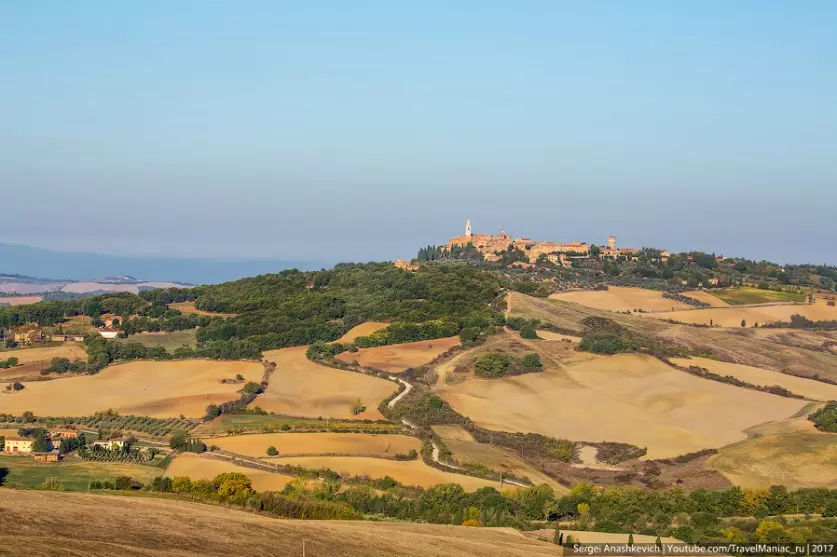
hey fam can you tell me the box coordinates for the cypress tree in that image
[628,533,634,547]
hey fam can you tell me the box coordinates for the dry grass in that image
[442,438,562,489]
[0,489,559,557]
[0,344,87,381]
[645,301,837,327]
[164,453,299,492]
[0,359,263,418]
[549,286,691,313]
[275,455,509,491]
[432,425,477,442]
[436,351,806,459]
[526,528,681,544]
[170,301,237,318]
[707,417,837,489]
[670,356,837,401]
[533,330,581,343]
[509,291,837,382]
[118,330,197,351]
[682,290,729,307]
[336,322,389,344]
[335,337,461,373]
[0,296,42,306]
[208,432,421,458]
[254,347,396,420]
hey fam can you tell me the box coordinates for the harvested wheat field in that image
[670,357,837,401]
[336,337,461,373]
[0,489,559,557]
[0,344,87,381]
[646,301,837,327]
[682,290,729,307]
[707,417,837,489]
[0,296,42,306]
[170,301,237,318]
[0,428,20,437]
[276,455,508,491]
[164,453,299,492]
[337,322,389,343]
[549,287,691,313]
[437,352,806,459]
[0,359,263,418]
[208,432,421,458]
[533,330,580,343]
[254,347,395,420]
[432,425,477,442]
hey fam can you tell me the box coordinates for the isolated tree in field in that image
[350,398,366,415]
[655,536,663,551]
[266,446,279,456]
[741,319,747,327]
[235,373,244,381]
[519,326,538,339]
[628,533,634,546]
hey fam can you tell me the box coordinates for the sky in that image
[1,1,836,265]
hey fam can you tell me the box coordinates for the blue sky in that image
[1,1,835,264]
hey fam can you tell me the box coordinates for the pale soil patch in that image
[432,425,476,442]
[0,489,560,557]
[335,337,461,373]
[707,418,837,489]
[573,445,620,471]
[61,281,186,294]
[441,438,563,490]
[671,357,837,401]
[336,322,389,344]
[209,432,421,458]
[534,330,580,343]
[549,286,691,313]
[170,301,237,318]
[164,453,299,492]
[682,290,729,307]
[0,360,263,418]
[437,352,805,459]
[276,455,509,491]
[254,347,395,420]
[646,301,837,327]
[0,296,42,306]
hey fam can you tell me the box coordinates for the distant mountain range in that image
[0,243,323,288]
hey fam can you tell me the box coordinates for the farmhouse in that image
[4,437,34,454]
[33,451,60,462]
[49,428,79,440]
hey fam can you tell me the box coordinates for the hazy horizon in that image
[2,2,835,266]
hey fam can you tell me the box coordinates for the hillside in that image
[0,489,559,557]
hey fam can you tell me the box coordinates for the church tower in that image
[465,218,472,237]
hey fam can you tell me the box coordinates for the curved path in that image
[388,376,413,408]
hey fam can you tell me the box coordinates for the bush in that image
[267,446,279,456]
[519,326,539,339]
[521,353,542,369]
[474,353,513,377]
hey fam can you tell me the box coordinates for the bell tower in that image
[465,218,472,237]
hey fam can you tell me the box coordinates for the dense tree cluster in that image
[472,352,542,378]
[810,403,837,433]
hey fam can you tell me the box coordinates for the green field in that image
[194,414,402,436]
[118,330,197,351]
[709,287,806,305]
[0,455,163,491]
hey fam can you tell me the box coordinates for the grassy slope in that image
[711,288,806,305]
[118,330,197,351]
[509,291,837,382]
[0,455,162,491]
[0,488,560,557]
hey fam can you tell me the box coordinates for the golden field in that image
[645,300,837,327]
[549,286,691,313]
[254,347,396,420]
[336,322,389,343]
[0,489,559,557]
[436,352,806,459]
[208,432,421,457]
[0,343,87,381]
[682,290,730,307]
[707,416,837,489]
[670,356,837,401]
[0,359,263,418]
[335,337,461,373]
[164,453,299,492]
[0,296,42,306]
[275,455,509,490]
[434,426,561,489]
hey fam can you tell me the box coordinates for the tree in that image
[519,326,539,339]
[266,446,279,456]
[5,338,17,349]
[655,536,663,551]
[242,381,262,395]
[32,430,49,452]
[521,353,542,369]
[627,533,634,547]
[741,319,747,328]
[553,523,561,544]
[235,373,244,381]
[350,398,366,415]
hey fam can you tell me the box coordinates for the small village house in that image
[33,452,60,462]
[4,437,34,454]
